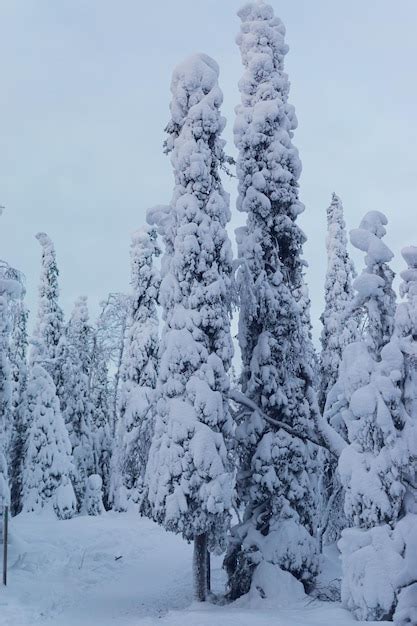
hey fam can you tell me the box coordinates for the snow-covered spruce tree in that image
[225,2,319,600]
[9,298,29,515]
[59,296,94,509]
[319,193,357,412]
[394,517,417,626]
[115,227,160,511]
[349,211,396,357]
[31,232,64,386]
[336,338,408,620]
[317,194,357,546]
[396,246,417,422]
[22,362,76,519]
[335,237,417,621]
[0,210,22,533]
[0,295,13,534]
[96,292,130,439]
[321,211,395,550]
[392,246,417,626]
[90,353,112,509]
[145,53,234,602]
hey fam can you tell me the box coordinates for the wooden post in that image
[3,505,8,586]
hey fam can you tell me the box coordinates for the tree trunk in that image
[193,533,208,602]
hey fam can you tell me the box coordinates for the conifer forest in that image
[1,2,416,625]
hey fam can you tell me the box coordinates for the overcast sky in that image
[1,0,416,343]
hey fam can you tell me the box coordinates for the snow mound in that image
[339,525,403,621]
[241,562,307,609]
[401,246,417,268]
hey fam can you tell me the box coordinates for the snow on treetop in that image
[358,210,387,237]
[350,210,393,267]
[402,246,417,269]
[130,226,160,264]
[237,1,287,51]
[131,225,154,246]
[169,53,222,126]
[147,204,172,240]
[238,1,275,23]
[35,231,54,251]
[236,1,289,92]
[71,295,89,322]
[400,245,417,298]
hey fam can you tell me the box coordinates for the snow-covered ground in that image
[0,512,389,626]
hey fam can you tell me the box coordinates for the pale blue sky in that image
[1,0,416,341]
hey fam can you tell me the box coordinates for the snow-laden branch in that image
[304,386,347,458]
[229,388,346,458]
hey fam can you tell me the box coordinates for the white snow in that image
[0,512,391,626]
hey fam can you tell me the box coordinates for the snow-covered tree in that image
[0,295,12,532]
[9,298,28,514]
[59,296,94,509]
[396,246,417,422]
[391,246,417,626]
[96,292,130,438]
[225,2,319,600]
[394,515,417,626]
[317,194,357,545]
[321,210,396,548]
[31,232,64,385]
[349,211,396,357]
[113,227,160,511]
[22,362,76,519]
[145,52,234,601]
[90,354,112,509]
[336,243,417,621]
[319,193,357,411]
[337,342,415,621]
[0,259,22,535]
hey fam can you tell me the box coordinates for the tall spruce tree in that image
[332,212,415,621]
[317,194,357,546]
[225,2,319,600]
[90,352,112,510]
[0,262,23,534]
[9,298,29,514]
[115,227,160,510]
[31,232,64,386]
[96,292,130,440]
[60,296,94,508]
[319,193,357,412]
[394,246,417,421]
[349,211,396,357]
[321,211,395,551]
[145,53,234,601]
[0,295,12,533]
[392,246,417,625]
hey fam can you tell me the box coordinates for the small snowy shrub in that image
[83,474,105,516]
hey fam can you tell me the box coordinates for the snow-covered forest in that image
[1,2,417,625]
